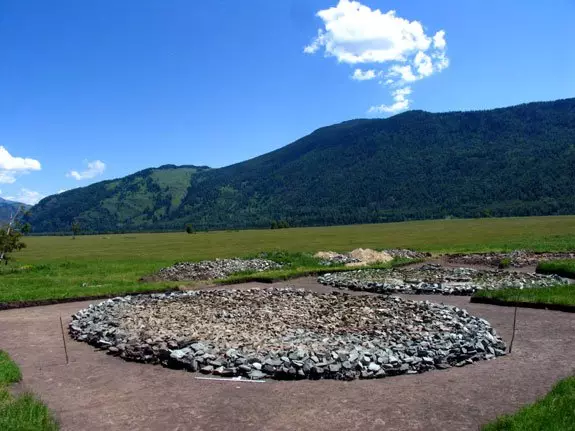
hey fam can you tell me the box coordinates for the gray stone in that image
[368,363,381,372]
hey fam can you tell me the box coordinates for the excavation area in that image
[2,278,574,431]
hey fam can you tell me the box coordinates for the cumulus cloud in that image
[351,68,378,81]
[67,160,106,180]
[5,188,45,205]
[0,146,41,184]
[304,0,449,114]
[369,87,412,114]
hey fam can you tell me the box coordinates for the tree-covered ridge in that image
[27,97,575,233]
[0,198,30,224]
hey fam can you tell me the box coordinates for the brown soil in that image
[1,278,574,431]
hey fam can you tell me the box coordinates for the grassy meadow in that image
[2,215,575,304]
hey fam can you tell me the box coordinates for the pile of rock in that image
[153,258,282,281]
[445,251,575,268]
[315,248,429,267]
[318,264,566,295]
[70,288,507,381]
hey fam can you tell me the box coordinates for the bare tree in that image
[0,206,26,265]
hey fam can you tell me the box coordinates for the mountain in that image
[0,198,30,224]
[26,97,575,233]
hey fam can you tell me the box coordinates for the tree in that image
[185,223,194,234]
[20,223,31,236]
[0,207,26,265]
[71,221,81,239]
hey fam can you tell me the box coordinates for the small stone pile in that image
[318,264,566,295]
[69,288,506,381]
[153,258,282,281]
[445,251,575,268]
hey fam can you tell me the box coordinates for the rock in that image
[329,363,342,373]
[249,370,266,380]
[200,365,213,374]
[368,363,381,372]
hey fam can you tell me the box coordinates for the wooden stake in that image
[59,315,69,364]
[509,305,518,354]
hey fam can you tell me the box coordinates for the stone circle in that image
[318,264,566,295]
[70,288,507,381]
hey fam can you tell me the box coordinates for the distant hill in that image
[0,198,30,224]
[26,97,575,233]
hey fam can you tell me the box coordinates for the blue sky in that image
[1,0,574,205]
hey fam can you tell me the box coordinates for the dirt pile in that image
[315,248,427,267]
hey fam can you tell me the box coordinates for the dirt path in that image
[1,278,574,431]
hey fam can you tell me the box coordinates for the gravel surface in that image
[69,288,506,381]
[152,258,282,281]
[444,251,575,268]
[318,264,566,295]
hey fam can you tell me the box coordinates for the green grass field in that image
[3,215,575,304]
[537,259,575,278]
[483,376,575,430]
[473,284,575,307]
[0,351,58,431]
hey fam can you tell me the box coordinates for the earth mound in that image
[318,264,566,295]
[70,288,506,381]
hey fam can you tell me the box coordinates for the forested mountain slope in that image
[27,98,575,233]
[0,198,30,223]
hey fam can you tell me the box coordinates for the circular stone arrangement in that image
[318,264,566,295]
[70,288,506,381]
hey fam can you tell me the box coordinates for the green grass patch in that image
[483,376,575,430]
[537,259,575,279]
[2,215,575,304]
[0,352,21,386]
[473,284,575,307]
[0,351,58,431]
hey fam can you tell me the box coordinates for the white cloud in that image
[433,30,447,50]
[67,160,106,180]
[304,0,449,114]
[388,64,418,82]
[369,86,412,114]
[0,146,41,184]
[351,68,378,81]
[58,189,68,194]
[5,188,45,205]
